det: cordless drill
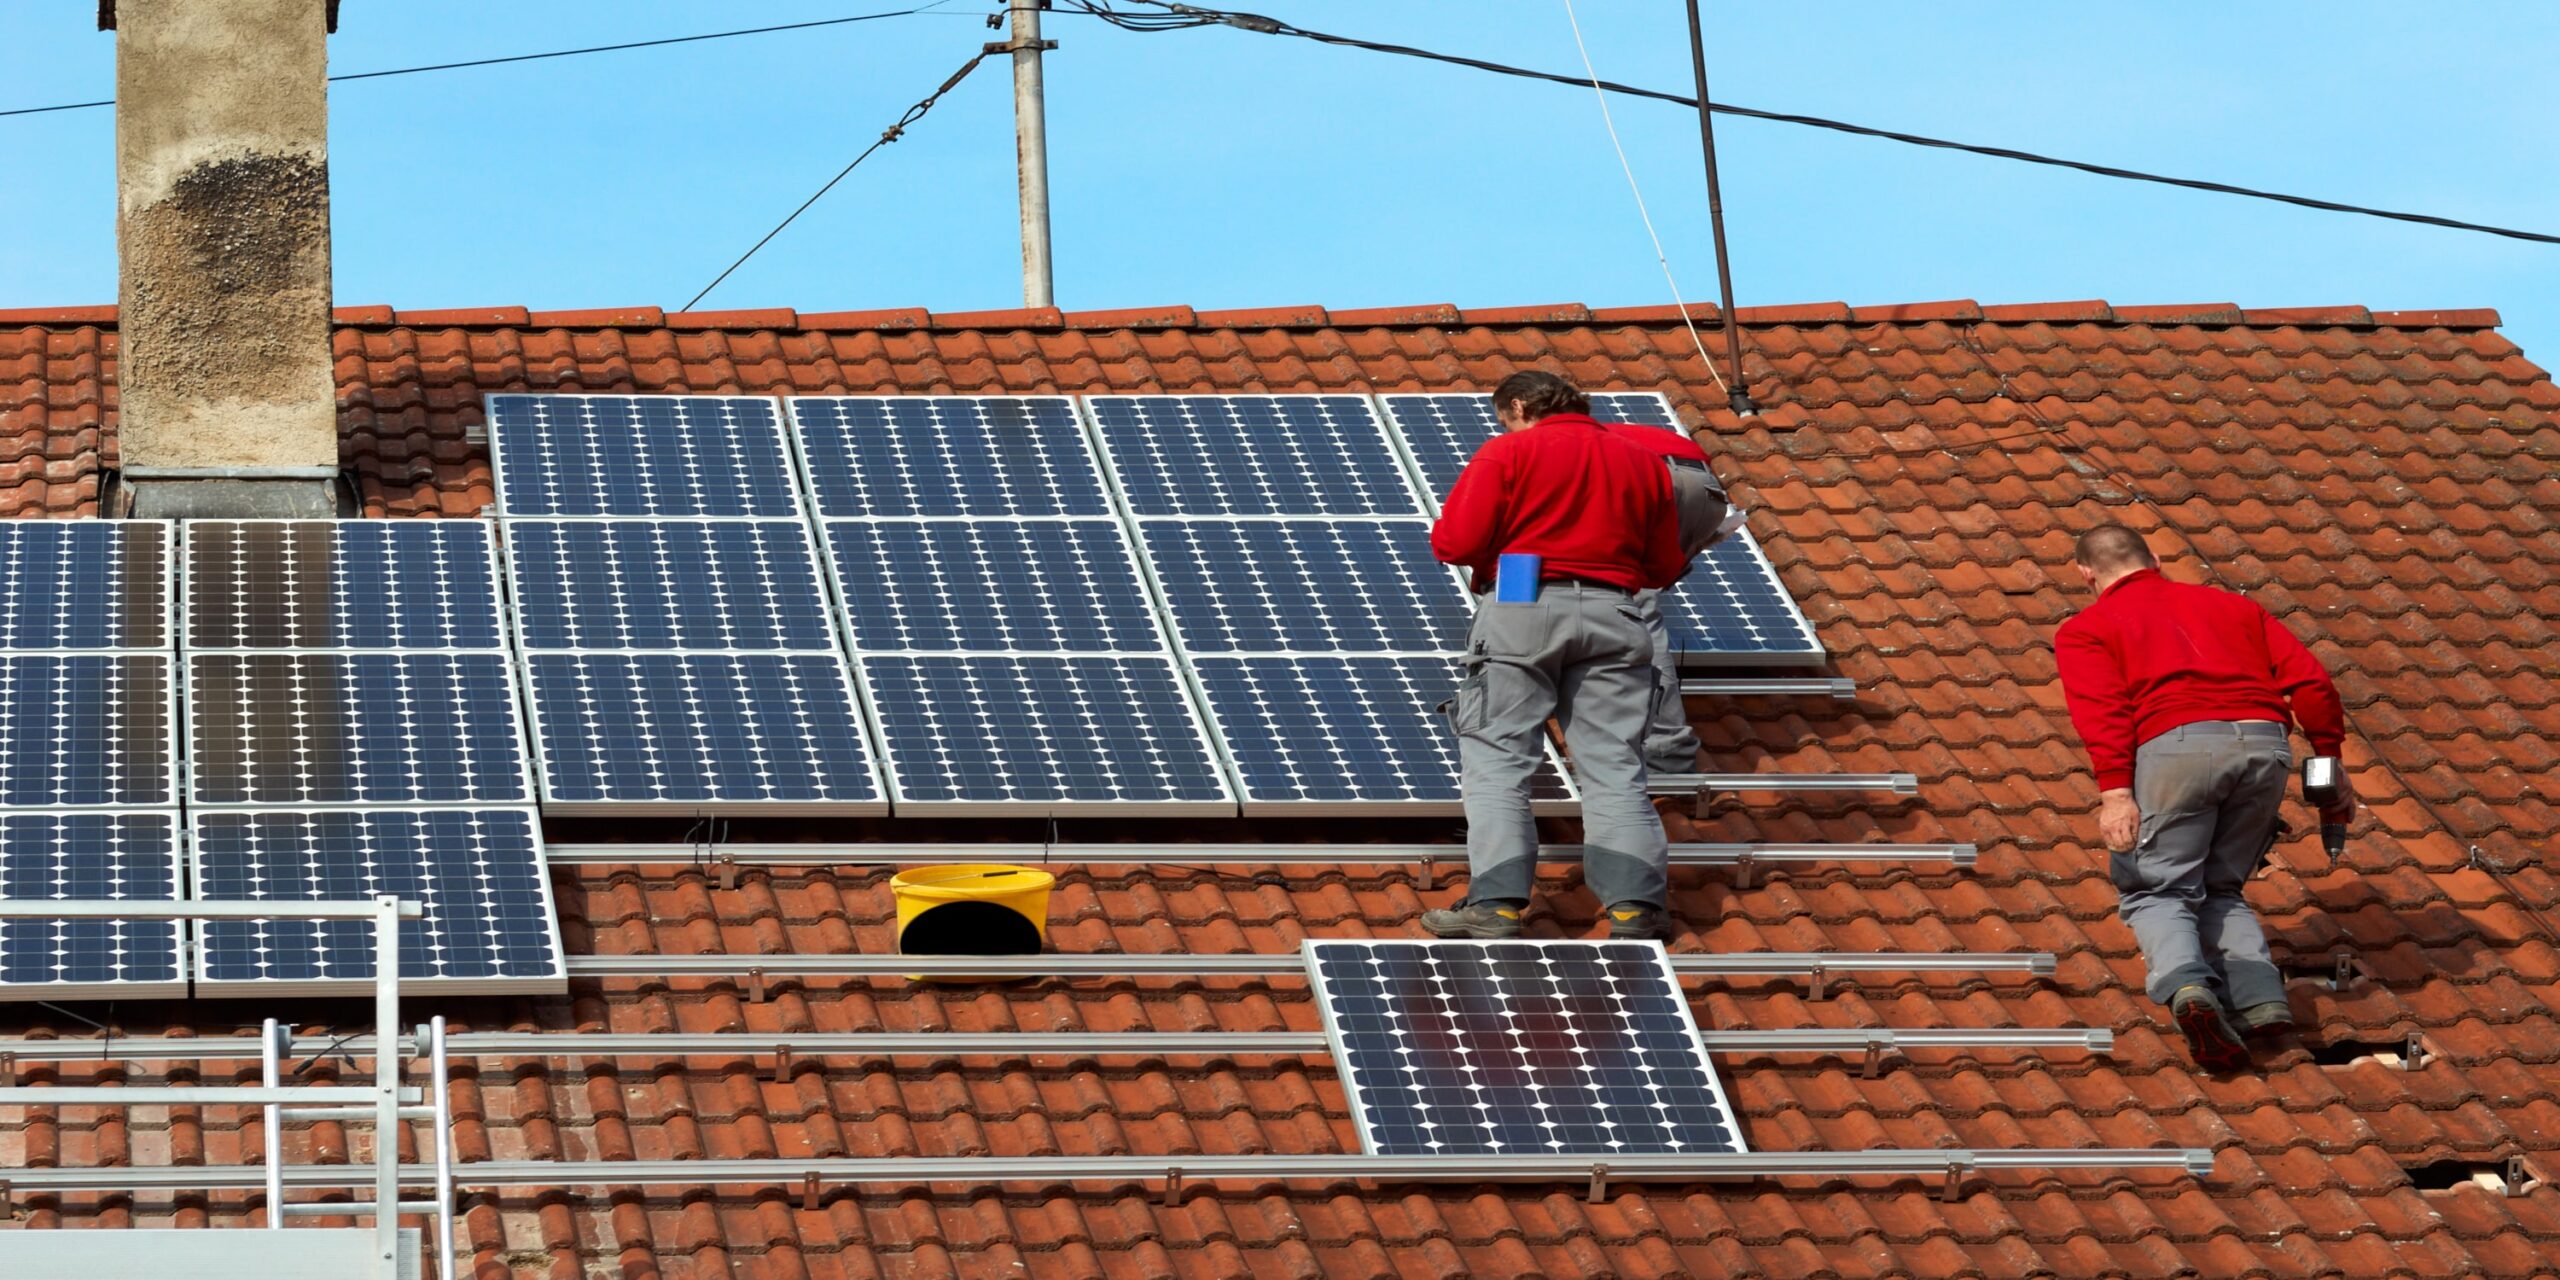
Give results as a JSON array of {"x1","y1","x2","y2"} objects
[{"x1": 2301, "y1": 756, "x2": 2347, "y2": 860}]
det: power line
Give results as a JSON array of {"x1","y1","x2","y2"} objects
[
  {"x1": 680, "y1": 49, "x2": 995, "y2": 312},
  {"x1": 0, "y1": 5, "x2": 958, "y2": 121},
  {"x1": 1057, "y1": 0, "x2": 2560, "y2": 248}
]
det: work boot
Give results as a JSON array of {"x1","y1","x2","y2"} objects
[
  {"x1": 2170, "y1": 985, "x2": 2251, "y2": 1072},
  {"x1": 2237, "y1": 1001, "x2": 2296, "y2": 1038},
  {"x1": 1420, "y1": 900, "x2": 1526, "y2": 939},
  {"x1": 1605, "y1": 902, "x2": 1667, "y2": 940}
]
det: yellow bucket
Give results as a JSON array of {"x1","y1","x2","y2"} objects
[{"x1": 891, "y1": 864, "x2": 1053, "y2": 980}]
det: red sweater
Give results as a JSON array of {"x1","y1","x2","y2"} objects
[
  {"x1": 1599, "y1": 421, "x2": 1711, "y2": 465},
  {"x1": 2055, "y1": 568, "x2": 2346, "y2": 790},
  {"x1": 1430, "y1": 413, "x2": 1684, "y2": 593}
]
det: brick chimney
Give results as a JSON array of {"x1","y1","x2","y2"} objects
[{"x1": 107, "y1": 0, "x2": 341, "y2": 517}]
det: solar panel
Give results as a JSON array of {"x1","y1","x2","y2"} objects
[
  {"x1": 0, "y1": 655, "x2": 177, "y2": 808},
  {"x1": 1190, "y1": 656, "x2": 1572, "y2": 812},
  {"x1": 789, "y1": 394, "x2": 1111, "y2": 517},
  {"x1": 784, "y1": 396, "x2": 1236, "y2": 815},
  {"x1": 521, "y1": 652, "x2": 886, "y2": 814},
  {"x1": 0, "y1": 812, "x2": 184, "y2": 1001},
  {"x1": 488, "y1": 392, "x2": 802, "y2": 517},
  {"x1": 1138, "y1": 518, "x2": 1469, "y2": 654},
  {"x1": 1088, "y1": 394, "x2": 1424, "y2": 516},
  {"x1": 190, "y1": 807, "x2": 565, "y2": 996},
  {"x1": 185, "y1": 653, "x2": 532, "y2": 807},
  {"x1": 183, "y1": 519, "x2": 506, "y2": 650},
  {"x1": 506, "y1": 519, "x2": 841, "y2": 652},
  {"x1": 1376, "y1": 391, "x2": 1824, "y2": 666},
  {"x1": 862, "y1": 655, "x2": 1234, "y2": 813},
  {"x1": 827, "y1": 520, "x2": 1163, "y2": 653},
  {"x1": 1306, "y1": 939, "x2": 1747, "y2": 1157},
  {"x1": 0, "y1": 520, "x2": 171, "y2": 651}
]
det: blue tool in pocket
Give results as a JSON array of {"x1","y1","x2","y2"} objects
[{"x1": 1494, "y1": 553, "x2": 1541, "y2": 603}]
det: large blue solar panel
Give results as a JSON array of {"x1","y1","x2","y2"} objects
[
  {"x1": 186, "y1": 653, "x2": 533, "y2": 806},
  {"x1": 0, "y1": 655, "x2": 175, "y2": 808},
  {"x1": 1090, "y1": 394, "x2": 1424, "y2": 517},
  {"x1": 1377, "y1": 391, "x2": 1823, "y2": 665},
  {"x1": 1139, "y1": 518, "x2": 1469, "y2": 655},
  {"x1": 0, "y1": 812, "x2": 184, "y2": 1000},
  {"x1": 788, "y1": 395, "x2": 1110, "y2": 517},
  {"x1": 863, "y1": 655, "x2": 1233, "y2": 813},
  {"x1": 522, "y1": 652, "x2": 886, "y2": 813},
  {"x1": 184, "y1": 520, "x2": 505, "y2": 650},
  {"x1": 507, "y1": 519, "x2": 839, "y2": 652},
  {"x1": 1189, "y1": 656, "x2": 1571, "y2": 812},
  {"x1": 826, "y1": 519, "x2": 1163, "y2": 654},
  {"x1": 488, "y1": 393, "x2": 801, "y2": 517},
  {"x1": 191, "y1": 807, "x2": 565, "y2": 995},
  {"x1": 1306, "y1": 939, "x2": 1745, "y2": 1157},
  {"x1": 0, "y1": 520, "x2": 170, "y2": 651}
]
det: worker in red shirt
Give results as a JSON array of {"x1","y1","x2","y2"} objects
[
  {"x1": 1590, "y1": 416, "x2": 1744, "y2": 773},
  {"x1": 1424, "y1": 371, "x2": 1687, "y2": 940},
  {"x1": 2055, "y1": 525, "x2": 2351, "y2": 1071}
]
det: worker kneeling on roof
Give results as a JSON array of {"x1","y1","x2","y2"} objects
[
  {"x1": 2055, "y1": 525, "x2": 2352, "y2": 1073},
  {"x1": 1423, "y1": 371, "x2": 1687, "y2": 940}
]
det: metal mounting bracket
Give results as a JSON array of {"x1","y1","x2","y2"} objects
[
  {"x1": 1940, "y1": 1162, "x2": 1965, "y2": 1203},
  {"x1": 1162, "y1": 1166, "x2": 1184, "y2": 1208},
  {"x1": 1586, "y1": 1163, "x2": 1608, "y2": 1203},
  {"x1": 1860, "y1": 1042, "x2": 1885, "y2": 1079},
  {"x1": 2402, "y1": 1032, "x2": 2428, "y2": 1071},
  {"x1": 747, "y1": 968, "x2": 768, "y2": 1005},
  {"x1": 717, "y1": 854, "x2": 739, "y2": 893},
  {"x1": 1415, "y1": 854, "x2": 1437, "y2": 893},
  {"x1": 1804, "y1": 962, "x2": 1830, "y2": 1002},
  {"x1": 1732, "y1": 851, "x2": 1759, "y2": 890},
  {"x1": 801, "y1": 1171, "x2": 821, "y2": 1212},
  {"x1": 2331, "y1": 952, "x2": 2356, "y2": 992},
  {"x1": 2506, "y1": 1155, "x2": 2529, "y2": 1198},
  {"x1": 771, "y1": 1043, "x2": 793, "y2": 1085}
]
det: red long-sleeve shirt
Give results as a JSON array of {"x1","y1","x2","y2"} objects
[
  {"x1": 2054, "y1": 568, "x2": 2346, "y2": 790},
  {"x1": 1599, "y1": 420, "x2": 1711, "y2": 465},
  {"x1": 1430, "y1": 413, "x2": 1684, "y2": 593}
]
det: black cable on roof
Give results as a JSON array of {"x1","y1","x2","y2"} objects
[
  {"x1": 0, "y1": 5, "x2": 957, "y2": 120},
  {"x1": 1057, "y1": 0, "x2": 2560, "y2": 248}
]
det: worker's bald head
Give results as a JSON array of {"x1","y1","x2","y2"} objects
[
  {"x1": 1491, "y1": 371, "x2": 1590, "y2": 431},
  {"x1": 2074, "y1": 525, "x2": 2157, "y2": 579}
]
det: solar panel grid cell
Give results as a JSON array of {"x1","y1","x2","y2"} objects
[
  {"x1": 507, "y1": 520, "x2": 840, "y2": 652},
  {"x1": 489, "y1": 393, "x2": 802, "y2": 517},
  {"x1": 793, "y1": 395, "x2": 1109, "y2": 518},
  {"x1": 521, "y1": 652, "x2": 884, "y2": 812},
  {"x1": 183, "y1": 520, "x2": 505, "y2": 650},
  {"x1": 0, "y1": 655, "x2": 177, "y2": 808},
  {"x1": 827, "y1": 519, "x2": 1163, "y2": 654},
  {"x1": 185, "y1": 652, "x2": 534, "y2": 807},
  {"x1": 1308, "y1": 939, "x2": 1746, "y2": 1158},
  {"x1": 1090, "y1": 394, "x2": 1424, "y2": 517},
  {"x1": 0, "y1": 812, "x2": 184, "y2": 998},
  {"x1": 1137, "y1": 519, "x2": 1469, "y2": 655},
  {"x1": 0, "y1": 521, "x2": 170, "y2": 651}
]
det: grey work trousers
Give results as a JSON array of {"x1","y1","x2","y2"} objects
[
  {"x1": 1451, "y1": 582, "x2": 1670, "y2": 908},
  {"x1": 2116, "y1": 721, "x2": 2291, "y2": 1010},
  {"x1": 1632, "y1": 589, "x2": 1703, "y2": 773}
]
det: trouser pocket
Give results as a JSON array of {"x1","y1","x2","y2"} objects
[{"x1": 1440, "y1": 655, "x2": 1490, "y2": 734}]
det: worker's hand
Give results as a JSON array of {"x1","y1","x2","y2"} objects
[
  {"x1": 2319, "y1": 770, "x2": 2356, "y2": 826},
  {"x1": 2098, "y1": 789, "x2": 2140, "y2": 853}
]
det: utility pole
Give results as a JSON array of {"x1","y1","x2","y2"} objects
[
  {"x1": 1682, "y1": 0, "x2": 1754, "y2": 416},
  {"x1": 1002, "y1": 1, "x2": 1057, "y2": 308}
]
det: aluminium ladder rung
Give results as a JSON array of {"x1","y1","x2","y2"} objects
[
  {"x1": 1679, "y1": 677, "x2": 1857, "y2": 698},
  {"x1": 278, "y1": 1199, "x2": 443, "y2": 1218},
  {"x1": 0, "y1": 1085, "x2": 421, "y2": 1106},
  {"x1": 539, "y1": 841, "x2": 1976, "y2": 869},
  {"x1": 279, "y1": 1104, "x2": 438, "y2": 1121}
]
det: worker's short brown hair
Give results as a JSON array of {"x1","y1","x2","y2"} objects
[
  {"x1": 1491, "y1": 371, "x2": 1590, "y2": 422},
  {"x1": 2074, "y1": 524, "x2": 2158, "y2": 574}
]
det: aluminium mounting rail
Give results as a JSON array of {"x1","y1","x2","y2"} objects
[
  {"x1": 0, "y1": 1026, "x2": 2114, "y2": 1066},
  {"x1": 1649, "y1": 772, "x2": 1919, "y2": 796},
  {"x1": 1679, "y1": 677, "x2": 1857, "y2": 698},
  {"x1": 0, "y1": 1148, "x2": 2218, "y2": 1206}
]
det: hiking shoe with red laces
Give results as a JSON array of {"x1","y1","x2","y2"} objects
[{"x1": 2172, "y1": 985, "x2": 2252, "y2": 1072}]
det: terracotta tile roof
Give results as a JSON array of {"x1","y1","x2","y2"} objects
[{"x1": 2, "y1": 299, "x2": 2557, "y2": 1276}]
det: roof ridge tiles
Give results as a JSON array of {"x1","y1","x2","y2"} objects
[
  {"x1": 527, "y1": 307, "x2": 668, "y2": 328},
  {"x1": 664, "y1": 307, "x2": 798, "y2": 330}
]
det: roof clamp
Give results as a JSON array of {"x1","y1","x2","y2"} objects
[
  {"x1": 2403, "y1": 1032, "x2": 2428, "y2": 1072},
  {"x1": 1162, "y1": 1166, "x2": 1184, "y2": 1208},
  {"x1": 2505, "y1": 1155, "x2": 2530, "y2": 1198},
  {"x1": 746, "y1": 967, "x2": 768, "y2": 1005},
  {"x1": 2331, "y1": 951, "x2": 2357, "y2": 992},
  {"x1": 0, "y1": 1051, "x2": 14, "y2": 1085},
  {"x1": 1940, "y1": 1162, "x2": 1965, "y2": 1204},
  {"x1": 717, "y1": 854, "x2": 738, "y2": 893},
  {"x1": 770, "y1": 1043, "x2": 793, "y2": 1086},
  {"x1": 1691, "y1": 785, "x2": 1714, "y2": 822},
  {"x1": 1860, "y1": 1042, "x2": 1885, "y2": 1079},
  {"x1": 1733, "y1": 852, "x2": 1759, "y2": 891},
  {"x1": 0, "y1": 1178, "x2": 12, "y2": 1221},
  {"x1": 1586, "y1": 1163, "x2": 1609, "y2": 1204},
  {"x1": 800, "y1": 1171, "x2": 821, "y2": 1213},
  {"x1": 1414, "y1": 854, "x2": 1437, "y2": 893},
  {"x1": 1804, "y1": 962, "x2": 1830, "y2": 1003}
]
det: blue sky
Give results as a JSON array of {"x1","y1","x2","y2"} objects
[{"x1": 4, "y1": 3, "x2": 2556, "y2": 361}]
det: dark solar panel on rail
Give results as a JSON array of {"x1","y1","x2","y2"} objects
[
  {"x1": 488, "y1": 393, "x2": 802, "y2": 517},
  {"x1": 0, "y1": 520, "x2": 170, "y2": 651},
  {"x1": 0, "y1": 812, "x2": 184, "y2": 1000}
]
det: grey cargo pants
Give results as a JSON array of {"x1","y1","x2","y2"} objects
[
  {"x1": 2117, "y1": 721, "x2": 2291, "y2": 1010},
  {"x1": 1632, "y1": 589, "x2": 1703, "y2": 773},
  {"x1": 1451, "y1": 582, "x2": 1670, "y2": 908}
]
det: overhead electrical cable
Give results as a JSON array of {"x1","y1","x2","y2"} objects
[
  {"x1": 0, "y1": 4, "x2": 958, "y2": 120},
  {"x1": 1056, "y1": 0, "x2": 2560, "y2": 247}
]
